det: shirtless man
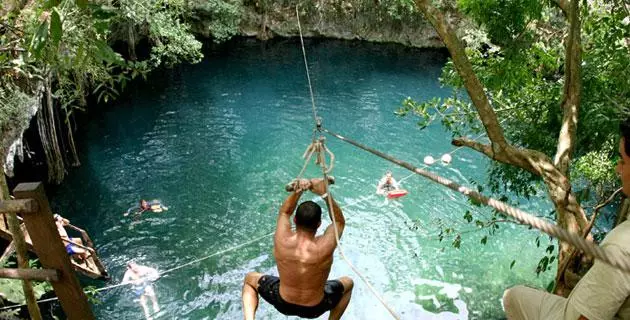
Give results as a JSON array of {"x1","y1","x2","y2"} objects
[
  {"x1": 122, "y1": 262, "x2": 160, "y2": 320},
  {"x1": 242, "y1": 178, "x2": 354, "y2": 319},
  {"x1": 53, "y1": 214, "x2": 94, "y2": 268}
]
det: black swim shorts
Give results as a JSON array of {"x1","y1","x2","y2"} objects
[{"x1": 258, "y1": 275, "x2": 345, "y2": 319}]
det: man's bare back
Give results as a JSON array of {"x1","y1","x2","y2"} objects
[
  {"x1": 274, "y1": 229, "x2": 335, "y2": 305},
  {"x1": 242, "y1": 178, "x2": 354, "y2": 320}
]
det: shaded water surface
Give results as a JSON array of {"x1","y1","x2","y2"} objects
[{"x1": 51, "y1": 39, "x2": 552, "y2": 319}]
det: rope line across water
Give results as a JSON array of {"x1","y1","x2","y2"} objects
[
  {"x1": 0, "y1": 128, "x2": 489, "y2": 313},
  {"x1": 322, "y1": 127, "x2": 630, "y2": 274}
]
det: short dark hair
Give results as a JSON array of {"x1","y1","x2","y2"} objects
[
  {"x1": 295, "y1": 201, "x2": 322, "y2": 232},
  {"x1": 621, "y1": 119, "x2": 630, "y2": 157}
]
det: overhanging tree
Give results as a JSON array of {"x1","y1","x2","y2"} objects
[{"x1": 402, "y1": 0, "x2": 629, "y2": 295}]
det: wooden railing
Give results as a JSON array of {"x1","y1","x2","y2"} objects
[{"x1": 0, "y1": 182, "x2": 95, "y2": 320}]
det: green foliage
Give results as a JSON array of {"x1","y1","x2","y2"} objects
[
  {"x1": 148, "y1": 10, "x2": 203, "y2": 67},
  {"x1": 572, "y1": 140, "x2": 618, "y2": 198},
  {"x1": 399, "y1": 1, "x2": 628, "y2": 207},
  {"x1": 0, "y1": 85, "x2": 32, "y2": 136},
  {"x1": 0, "y1": 260, "x2": 53, "y2": 305},
  {"x1": 190, "y1": 0, "x2": 243, "y2": 42},
  {"x1": 114, "y1": 0, "x2": 203, "y2": 67},
  {"x1": 457, "y1": 0, "x2": 544, "y2": 47}
]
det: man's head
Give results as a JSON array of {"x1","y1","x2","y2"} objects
[
  {"x1": 294, "y1": 201, "x2": 322, "y2": 233},
  {"x1": 618, "y1": 119, "x2": 630, "y2": 196},
  {"x1": 140, "y1": 200, "x2": 148, "y2": 208}
]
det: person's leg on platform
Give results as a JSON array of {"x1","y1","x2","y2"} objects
[{"x1": 502, "y1": 285, "x2": 567, "y2": 320}]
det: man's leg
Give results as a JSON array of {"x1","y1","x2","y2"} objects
[
  {"x1": 329, "y1": 276, "x2": 354, "y2": 320},
  {"x1": 145, "y1": 286, "x2": 160, "y2": 313},
  {"x1": 242, "y1": 272, "x2": 263, "y2": 320},
  {"x1": 140, "y1": 295, "x2": 153, "y2": 320},
  {"x1": 502, "y1": 285, "x2": 566, "y2": 320}
]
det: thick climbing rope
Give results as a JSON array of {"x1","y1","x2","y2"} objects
[
  {"x1": 0, "y1": 233, "x2": 274, "y2": 312},
  {"x1": 322, "y1": 127, "x2": 630, "y2": 274},
  {"x1": 315, "y1": 138, "x2": 402, "y2": 320},
  {"x1": 293, "y1": 5, "x2": 401, "y2": 318}
]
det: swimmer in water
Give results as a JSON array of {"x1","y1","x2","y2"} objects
[
  {"x1": 124, "y1": 200, "x2": 168, "y2": 217},
  {"x1": 376, "y1": 171, "x2": 400, "y2": 196}
]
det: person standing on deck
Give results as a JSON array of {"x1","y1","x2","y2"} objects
[
  {"x1": 503, "y1": 119, "x2": 630, "y2": 319},
  {"x1": 242, "y1": 178, "x2": 354, "y2": 319},
  {"x1": 122, "y1": 262, "x2": 160, "y2": 320}
]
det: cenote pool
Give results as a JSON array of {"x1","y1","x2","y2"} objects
[{"x1": 49, "y1": 38, "x2": 552, "y2": 319}]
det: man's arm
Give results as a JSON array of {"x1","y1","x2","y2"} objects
[
  {"x1": 391, "y1": 178, "x2": 400, "y2": 190},
  {"x1": 121, "y1": 271, "x2": 132, "y2": 284},
  {"x1": 276, "y1": 182, "x2": 306, "y2": 239},
  {"x1": 310, "y1": 179, "x2": 345, "y2": 250},
  {"x1": 565, "y1": 244, "x2": 630, "y2": 320}
]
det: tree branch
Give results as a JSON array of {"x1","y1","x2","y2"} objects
[
  {"x1": 585, "y1": 188, "x2": 623, "y2": 236},
  {"x1": 414, "y1": 0, "x2": 508, "y2": 154},
  {"x1": 451, "y1": 137, "x2": 548, "y2": 176},
  {"x1": 554, "y1": 0, "x2": 570, "y2": 16},
  {"x1": 553, "y1": 0, "x2": 581, "y2": 176}
]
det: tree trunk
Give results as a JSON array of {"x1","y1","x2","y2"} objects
[
  {"x1": 37, "y1": 75, "x2": 65, "y2": 183},
  {"x1": 415, "y1": 0, "x2": 588, "y2": 296},
  {"x1": 0, "y1": 176, "x2": 42, "y2": 320},
  {"x1": 127, "y1": 23, "x2": 137, "y2": 61},
  {"x1": 615, "y1": 197, "x2": 630, "y2": 227},
  {"x1": 66, "y1": 115, "x2": 81, "y2": 167}
]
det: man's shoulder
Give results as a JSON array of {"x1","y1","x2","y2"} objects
[{"x1": 602, "y1": 220, "x2": 630, "y2": 250}]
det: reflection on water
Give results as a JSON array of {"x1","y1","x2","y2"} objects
[{"x1": 51, "y1": 38, "x2": 552, "y2": 319}]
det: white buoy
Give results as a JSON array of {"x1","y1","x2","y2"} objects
[
  {"x1": 423, "y1": 155, "x2": 436, "y2": 165},
  {"x1": 441, "y1": 153, "x2": 452, "y2": 165}
]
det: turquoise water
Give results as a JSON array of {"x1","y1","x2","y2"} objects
[{"x1": 50, "y1": 39, "x2": 552, "y2": 319}]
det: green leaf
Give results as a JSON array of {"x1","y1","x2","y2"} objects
[
  {"x1": 546, "y1": 244, "x2": 555, "y2": 254},
  {"x1": 452, "y1": 234, "x2": 461, "y2": 249},
  {"x1": 510, "y1": 260, "x2": 516, "y2": 269},
  {"x1": 94, "y1": 40, "x2": 124, "y2": 66},
  {"x1": 29, "y1": 21, "x2": 49, "y2": 59},
  {"x1": 50, "y1": 8, "x2": 63, "y2": 48},
  {"x1": 463, "y1": 210, "x2": 473, "y2": 223},
  {"x1": 546, "y1": 280, "x2": 555, "y2": 293},
  {"x1": 480, "y1": 235, "x2": 488, "y2": 245},
  {"x1": 45, "y1": 0, "x2": 62, "y2": 8},
  {"x1": 76, "y1": 0, "x2": 88, "y2": 8}
]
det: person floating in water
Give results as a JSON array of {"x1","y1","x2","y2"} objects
[
  {"x1": 242, "y1": 178, "x2": 354, "y2": 320},
  {"x1": 54, "y1": 214, "x2": 95, "y2": 269},
  {"x1": 124, "y1": 199, "x2": 168, "y2": 217},
  {"x1": 122, "y1": 262, "x2": 160, "y2": 320},
  {"x1": 376, "y1": 170, "x2": 400, "y2": 195}
]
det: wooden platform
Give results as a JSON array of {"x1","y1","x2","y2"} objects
[{"x1": 0, "y1": 214, "x2": 109, "y2": 280}]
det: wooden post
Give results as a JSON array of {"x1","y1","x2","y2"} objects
[
  {"x1": 0, "y1": 268, "x2": 60, "y2": 281},
  {"x1": 1, "y1": 177, "x2": 42, "y2": 320},
  {"x1": 13, "y1": 182, "x2": 95, "y2": 320},
  {"x1": 0, "y1": 241, "x2": 15, "y2": 265}
]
